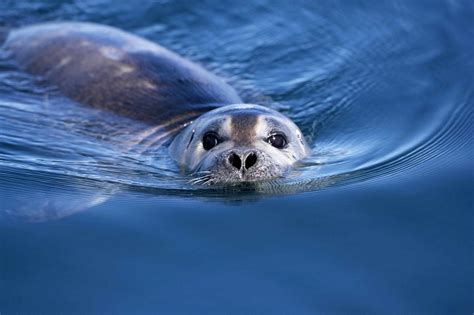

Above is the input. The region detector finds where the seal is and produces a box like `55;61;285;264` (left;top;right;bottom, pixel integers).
3;22;310;184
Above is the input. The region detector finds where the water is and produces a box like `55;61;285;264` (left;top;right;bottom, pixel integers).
0;1;472;314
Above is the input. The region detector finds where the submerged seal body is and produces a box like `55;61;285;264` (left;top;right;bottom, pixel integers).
3;22;310;184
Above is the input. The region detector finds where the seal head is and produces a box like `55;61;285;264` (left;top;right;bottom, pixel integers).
169;104;310;184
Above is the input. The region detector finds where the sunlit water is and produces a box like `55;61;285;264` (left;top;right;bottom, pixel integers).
0;1;472;314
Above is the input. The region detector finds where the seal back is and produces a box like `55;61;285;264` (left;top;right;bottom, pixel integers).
3;22;242;129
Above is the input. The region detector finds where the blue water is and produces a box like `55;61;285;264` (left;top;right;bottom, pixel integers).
0;1;473;314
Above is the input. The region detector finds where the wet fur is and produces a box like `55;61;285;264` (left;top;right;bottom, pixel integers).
3;22;241;129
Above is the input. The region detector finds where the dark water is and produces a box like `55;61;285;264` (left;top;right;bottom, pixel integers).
0;1;473;314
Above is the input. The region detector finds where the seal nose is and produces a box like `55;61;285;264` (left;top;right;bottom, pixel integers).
228;151;258;171
245;152;257;169
228;152;242;170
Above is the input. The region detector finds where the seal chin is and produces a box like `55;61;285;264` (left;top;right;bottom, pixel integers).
194;149;286;185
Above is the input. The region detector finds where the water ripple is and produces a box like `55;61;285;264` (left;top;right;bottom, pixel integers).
0;0;472;219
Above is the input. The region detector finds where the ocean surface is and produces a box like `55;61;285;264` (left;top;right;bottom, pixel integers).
0;1;473;314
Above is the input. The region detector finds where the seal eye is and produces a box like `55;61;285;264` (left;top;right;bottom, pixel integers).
202;132;219;150
267;134;287;149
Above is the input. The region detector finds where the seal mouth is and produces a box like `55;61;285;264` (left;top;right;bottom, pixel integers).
188;172;282;186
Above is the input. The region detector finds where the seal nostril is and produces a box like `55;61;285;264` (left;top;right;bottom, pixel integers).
228;153;242;170
245;152;257;169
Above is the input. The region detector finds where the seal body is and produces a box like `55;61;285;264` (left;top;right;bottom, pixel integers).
3;22;310;184
3;22;241;129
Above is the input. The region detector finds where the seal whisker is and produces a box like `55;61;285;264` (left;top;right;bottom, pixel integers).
188;174;213;186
